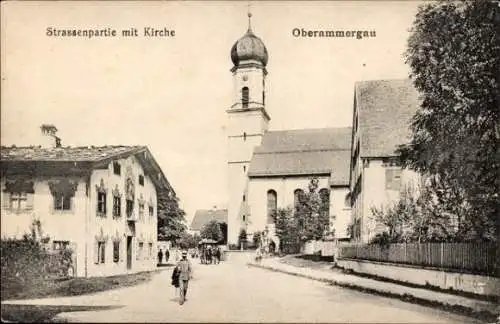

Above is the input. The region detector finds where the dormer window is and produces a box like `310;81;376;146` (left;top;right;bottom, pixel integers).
113;162;121;176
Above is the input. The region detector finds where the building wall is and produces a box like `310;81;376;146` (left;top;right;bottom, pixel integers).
86;155;158;277
247;176;334;243
331;187;351;239
360;160;421;243
1;177;88;277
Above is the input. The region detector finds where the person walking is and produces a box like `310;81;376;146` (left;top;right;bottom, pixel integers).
176;250;193;305
158;249;163;265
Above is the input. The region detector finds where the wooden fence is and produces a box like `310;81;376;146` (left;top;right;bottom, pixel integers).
337;242;497;276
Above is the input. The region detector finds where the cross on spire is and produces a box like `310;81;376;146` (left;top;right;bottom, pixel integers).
247;3;253;32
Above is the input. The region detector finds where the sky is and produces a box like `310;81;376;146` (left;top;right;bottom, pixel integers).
1;1;423;225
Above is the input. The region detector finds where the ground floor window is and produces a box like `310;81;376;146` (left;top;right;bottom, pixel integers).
96;241;105;264
113;241;120;263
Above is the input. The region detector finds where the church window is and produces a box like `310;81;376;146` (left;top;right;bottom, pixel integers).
243;165;246;172
293;189;304;210
267;190;277;224
319;188;330;220
243;215;246;222
242;87;249;108
243;194;246;202
243;132;247;141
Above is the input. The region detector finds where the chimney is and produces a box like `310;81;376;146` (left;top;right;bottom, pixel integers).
40;124;61;148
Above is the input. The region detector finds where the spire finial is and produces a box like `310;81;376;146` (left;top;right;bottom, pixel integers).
247;3;253;32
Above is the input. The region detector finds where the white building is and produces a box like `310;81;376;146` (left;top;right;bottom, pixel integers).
1;127;175;277
226;16;351;247
349;79;421;243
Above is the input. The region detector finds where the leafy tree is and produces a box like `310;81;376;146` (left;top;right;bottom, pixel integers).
238;229;248;249
252;231;262;248
178;232;201;249
399;0;499;242
275;207;300;254
157;192;187;244
200;220;223;242
295;177;329;242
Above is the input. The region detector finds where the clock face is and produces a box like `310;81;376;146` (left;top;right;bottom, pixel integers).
242;75;248;81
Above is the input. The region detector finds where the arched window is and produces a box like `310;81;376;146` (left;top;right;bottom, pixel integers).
242;87;249;108
319;188;330;219
293;189;304;210
267;190;277;224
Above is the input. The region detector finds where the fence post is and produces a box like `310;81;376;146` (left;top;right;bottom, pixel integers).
440;242;444;269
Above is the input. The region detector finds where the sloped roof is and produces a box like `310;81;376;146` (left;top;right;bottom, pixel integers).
248;127;351;185
0;145;174;195
355;79;420;158
190;209;228;231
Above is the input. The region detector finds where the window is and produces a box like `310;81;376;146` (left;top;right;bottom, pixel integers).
385;168;402;191
53;240;69;250
113;162;121;176
113;196;121;217
243;132;247;141
97;241;105;264
319;188;330;222
97;192;107;215
10;192;28;210
293;189;304;210
54;194;72;211
149;205;154;218
243;165;246;172
138;175;144;186
137;242;144;260
267;190;277;224
148;243;153;258
242;87;249;108
126;199;134;218
113;241;120;263
243;194;246;202
243;215;246;222
139;202;145;221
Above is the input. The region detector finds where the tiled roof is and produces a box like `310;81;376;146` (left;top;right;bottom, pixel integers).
355;79;420;158
248;128;351;185
190;209;228;231
0;145;144;161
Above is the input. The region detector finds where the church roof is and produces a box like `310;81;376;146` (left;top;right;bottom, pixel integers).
248;127;351;185
355;79;420;158
190;209;228;231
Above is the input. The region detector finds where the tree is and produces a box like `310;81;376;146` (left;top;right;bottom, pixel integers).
295;177;329;242
399;0;499;242
252;231;262;248
157;192;187;244
200;220;223;242
275;207;300;254
178;232;201;250
238;229;248;249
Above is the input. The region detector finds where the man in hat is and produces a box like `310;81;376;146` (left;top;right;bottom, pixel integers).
176;250;192;305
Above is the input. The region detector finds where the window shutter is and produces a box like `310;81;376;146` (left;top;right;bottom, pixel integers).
25;194;34;210
2;192;11;209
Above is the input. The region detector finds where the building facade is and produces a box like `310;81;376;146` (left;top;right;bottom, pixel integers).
1;143;174;277
349;79;421;243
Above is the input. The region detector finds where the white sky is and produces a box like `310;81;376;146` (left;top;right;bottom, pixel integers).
1;1;423;225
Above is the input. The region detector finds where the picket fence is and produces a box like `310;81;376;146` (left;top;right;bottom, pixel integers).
337;242;497;276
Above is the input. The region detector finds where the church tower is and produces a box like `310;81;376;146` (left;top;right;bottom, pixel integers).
227;13;270;245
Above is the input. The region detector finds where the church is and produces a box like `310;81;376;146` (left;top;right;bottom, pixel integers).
226;14;420;247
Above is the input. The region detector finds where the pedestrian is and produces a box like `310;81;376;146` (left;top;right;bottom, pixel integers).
165;249;170;263
158;249;163;265
176;250;193;305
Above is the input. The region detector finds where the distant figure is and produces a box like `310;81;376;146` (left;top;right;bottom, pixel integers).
158;249;163;265
215;247;221;264
165;249;170;263
175;251;193;305
255;247;262;263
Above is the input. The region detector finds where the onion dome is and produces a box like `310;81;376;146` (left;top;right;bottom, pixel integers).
230;13;268;67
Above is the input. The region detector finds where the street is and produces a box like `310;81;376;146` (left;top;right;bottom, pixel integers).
4;253;484;323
